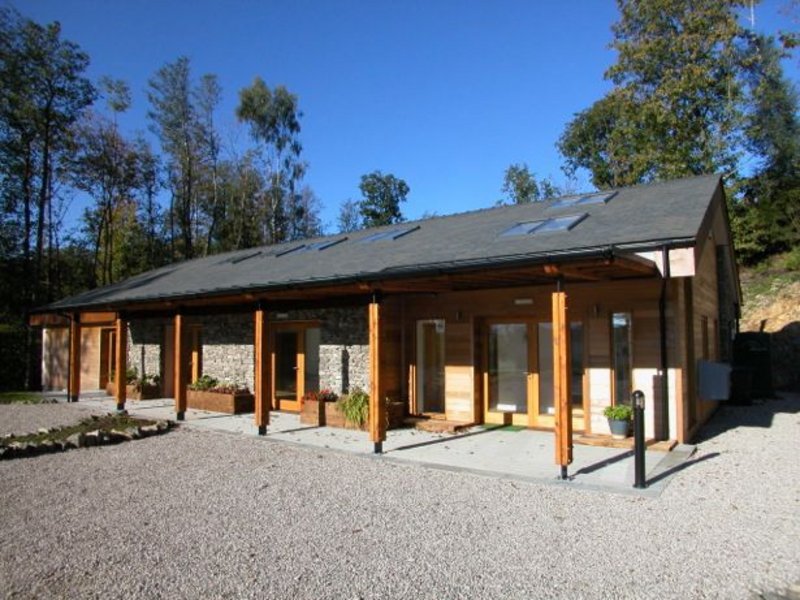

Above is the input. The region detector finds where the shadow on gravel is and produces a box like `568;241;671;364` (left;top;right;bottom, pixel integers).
646;452;719;486
692;393;800;444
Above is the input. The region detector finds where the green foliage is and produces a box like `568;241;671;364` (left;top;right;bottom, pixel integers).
358;171;409;227
500;164;561;204
785;248;800;272
337;388;370;427
1;414;157;446
559;0;749;188
603;404;633;421
188;375;218;391
0;391;48;404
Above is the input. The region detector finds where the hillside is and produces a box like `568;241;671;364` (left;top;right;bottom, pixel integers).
739;255;800;391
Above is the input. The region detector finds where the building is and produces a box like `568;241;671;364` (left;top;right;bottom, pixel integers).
30;174;740;468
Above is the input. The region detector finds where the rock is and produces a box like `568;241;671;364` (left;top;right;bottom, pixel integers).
156;421;168;432
109;429;133;442
40;440;56;453
83;430;101;447
0;447;7;460
37;427;50;435
140;425;159;436
65;433;83;448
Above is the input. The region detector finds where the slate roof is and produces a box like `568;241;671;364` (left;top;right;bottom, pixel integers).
41;174;722;312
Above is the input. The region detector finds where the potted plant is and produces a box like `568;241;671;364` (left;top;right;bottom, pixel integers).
603;404;633;439
300;389;338;426
187;375;254;414
336;388;370;430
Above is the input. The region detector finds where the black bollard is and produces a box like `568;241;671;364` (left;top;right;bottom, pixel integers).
632;390;647;489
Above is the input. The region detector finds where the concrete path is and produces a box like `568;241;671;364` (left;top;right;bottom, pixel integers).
58;390;694;496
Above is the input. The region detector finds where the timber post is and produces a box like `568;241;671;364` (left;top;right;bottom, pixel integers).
114;314;127;412
368;294;387;454
174;312;186;421
254;305;270;435
553;278;573;479
68;313;81;403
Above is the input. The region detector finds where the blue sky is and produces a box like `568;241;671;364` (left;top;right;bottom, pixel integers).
15;0;800;232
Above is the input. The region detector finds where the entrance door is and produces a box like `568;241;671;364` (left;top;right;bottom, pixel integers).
275;330;302;411
486;322;532;427
416;320;445;414
485;320;585;429
273;325;321;412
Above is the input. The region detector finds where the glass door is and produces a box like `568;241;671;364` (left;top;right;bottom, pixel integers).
535;322;585;430
416;320;445;414
273;326;321;412
486;322;532;427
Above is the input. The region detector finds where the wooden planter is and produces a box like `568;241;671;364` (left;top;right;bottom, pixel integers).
105;383;160;401
187;389;254;414
301;399;405;431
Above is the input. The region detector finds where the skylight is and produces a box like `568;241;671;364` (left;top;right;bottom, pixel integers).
547;191;616;210
359;225;419;243
224;251;262;265
500;214;587;237
298;238;347;252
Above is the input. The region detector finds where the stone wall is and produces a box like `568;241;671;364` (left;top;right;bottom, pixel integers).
196;314;254;390
127;319;164;381
272;306;369;395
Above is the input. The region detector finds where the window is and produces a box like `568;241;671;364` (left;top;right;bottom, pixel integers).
612;313;632;406
500;214;586;237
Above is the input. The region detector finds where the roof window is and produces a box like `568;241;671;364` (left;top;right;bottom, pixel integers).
547;191;616;210
359;225;419;243
501;213;587;237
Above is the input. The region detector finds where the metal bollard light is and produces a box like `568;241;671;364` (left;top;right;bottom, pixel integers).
632;390;647;489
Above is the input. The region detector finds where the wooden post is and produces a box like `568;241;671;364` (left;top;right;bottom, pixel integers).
174;313;186;420
368;298;387;453
552;282;573;478
254;307;270;435
68;314;81;403
114;315;127;411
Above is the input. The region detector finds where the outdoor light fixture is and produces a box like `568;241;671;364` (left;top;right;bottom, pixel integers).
276;313;289;320
514;298;533;306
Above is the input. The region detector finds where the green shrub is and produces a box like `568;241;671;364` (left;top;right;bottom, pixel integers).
337;388;369;427
188;375;218;391
603;404;633;421
785;247;800;271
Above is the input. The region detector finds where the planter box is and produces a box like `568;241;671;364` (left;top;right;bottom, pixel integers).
301;399;405;431
187;389;254;414
105;383;160;401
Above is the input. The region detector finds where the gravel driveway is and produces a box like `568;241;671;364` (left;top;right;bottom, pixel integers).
1;395;798;599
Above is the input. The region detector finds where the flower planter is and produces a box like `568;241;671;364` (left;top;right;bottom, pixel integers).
608;418;631;440
300;399;328;426
186;389;254;414
324;402;368;431
105;383;160;400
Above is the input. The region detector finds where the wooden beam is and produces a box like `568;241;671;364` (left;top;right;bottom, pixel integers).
552;286;573;476
68;314;81;403
114;315;127;411
29;313;70;327
174;313;186;420
253;308;270;435
368;299;387;452
79;311;117;326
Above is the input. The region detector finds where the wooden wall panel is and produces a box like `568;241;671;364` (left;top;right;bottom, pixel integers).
79;326;102;391
43;327;70;391
444;321;474;422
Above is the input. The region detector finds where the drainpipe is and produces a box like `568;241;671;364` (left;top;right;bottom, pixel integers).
658;246;671;441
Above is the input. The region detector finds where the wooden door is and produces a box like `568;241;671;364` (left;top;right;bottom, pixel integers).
273;329;304;412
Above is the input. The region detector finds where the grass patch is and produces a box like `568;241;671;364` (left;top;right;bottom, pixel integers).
1;414;157;446
0;391;50;405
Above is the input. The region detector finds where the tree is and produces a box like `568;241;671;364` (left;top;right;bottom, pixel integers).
236;78;305;245
559;0;750;189
358;171;409;227
0;7;95;388
337;199;361;233
500;163;561;204
147;57;203;260
734;33;800;263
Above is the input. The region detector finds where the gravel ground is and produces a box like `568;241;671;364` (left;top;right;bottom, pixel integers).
0;403;97;436
1;395;798;600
